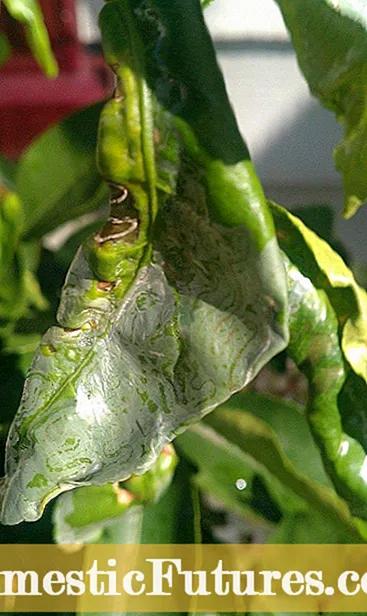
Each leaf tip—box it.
[343,194,363,219]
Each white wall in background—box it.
[76,0,289,42]
[205,0,289,40]
[76,0,103,43]
[75,0,367,261]
[216,49,342,185]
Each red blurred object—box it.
[0,0,113,158]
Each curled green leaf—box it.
[2,0,58,78]
[271,202,367,470]
[284,253,367,521]
[0,0,288,526]
[0,193,287,525]
[270,202,367,387]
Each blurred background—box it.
[1,0,367,263]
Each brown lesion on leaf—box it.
[94,184,140,246]
[97,281,116,292]
[113,83,124,102]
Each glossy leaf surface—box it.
[284,254,367,522]
[0,0,288,525]
[222,391,332,489]
[1,201,287,525]
[270,202,367,385]
[272,203,367,485]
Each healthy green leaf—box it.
[205,404,362,541]
[17,103,108,240]
[222,391,332,489]
[274,0,367,217]
[2,0,58,78]
[211,393,363,544]
[0,0,288,525]
[177,421,293,524]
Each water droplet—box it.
[236,478,247,491]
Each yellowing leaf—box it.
[271,202,367,384]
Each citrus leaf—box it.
[0,0,288,526]
[274,0,367,217]
[17,104,108,240]
[2,0,58,78]
[271,202,367,386]
[271,203,367,478]
[222,391,332,489]
[205,404,362,542]
[177,421,294,524]
[284,253,367,524]
[216,392,365,544]
[53,445,177,544]
[0,193,287,525]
